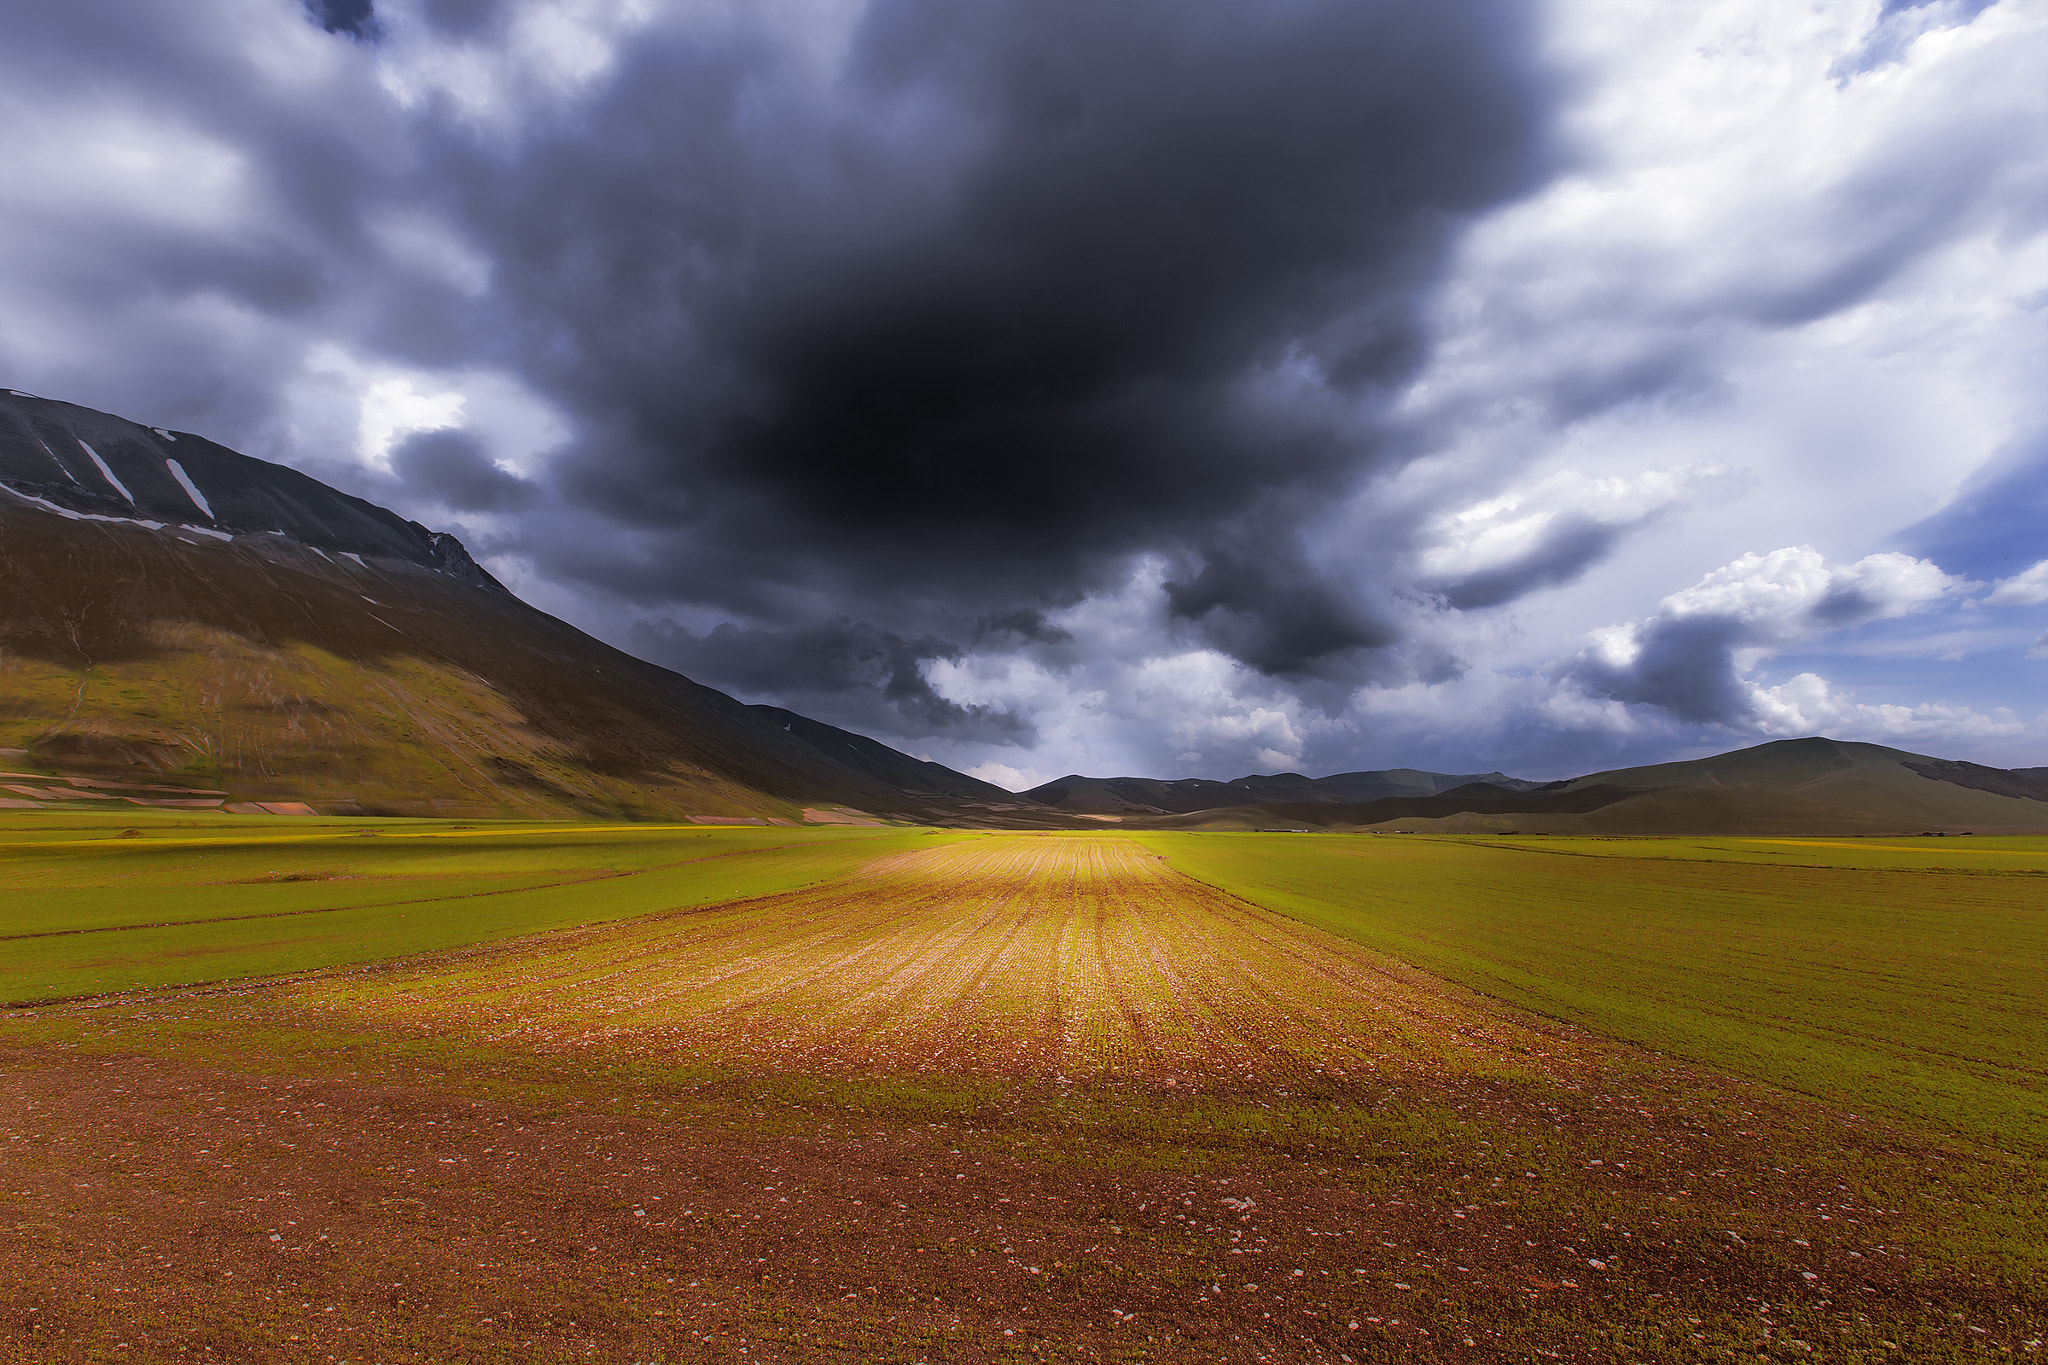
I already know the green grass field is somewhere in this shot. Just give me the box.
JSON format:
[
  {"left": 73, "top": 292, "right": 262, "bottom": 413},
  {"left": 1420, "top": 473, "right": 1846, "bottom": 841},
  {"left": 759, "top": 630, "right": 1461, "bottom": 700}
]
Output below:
[
  {"left": 10, "top": 814, "right": 2043, "bottom": 1155},
  {"left": 1141, "top": 831, "right": 2048, "bottom": 1153},
  {"left": 0, "top": 812, "right": 960, "bottom": 1001}
]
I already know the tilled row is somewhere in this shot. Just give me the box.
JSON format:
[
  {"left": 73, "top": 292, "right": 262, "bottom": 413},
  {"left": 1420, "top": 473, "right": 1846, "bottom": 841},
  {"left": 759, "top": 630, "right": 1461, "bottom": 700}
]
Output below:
[{"left": 294, "top": 835, "right": 1584, "bottom": 1090}]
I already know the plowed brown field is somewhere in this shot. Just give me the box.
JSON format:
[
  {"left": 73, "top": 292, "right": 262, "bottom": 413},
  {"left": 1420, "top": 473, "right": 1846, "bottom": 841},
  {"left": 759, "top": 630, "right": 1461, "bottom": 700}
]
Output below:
[{"left": 298, "top": 835, "right": 1568, "bottom": 1090}]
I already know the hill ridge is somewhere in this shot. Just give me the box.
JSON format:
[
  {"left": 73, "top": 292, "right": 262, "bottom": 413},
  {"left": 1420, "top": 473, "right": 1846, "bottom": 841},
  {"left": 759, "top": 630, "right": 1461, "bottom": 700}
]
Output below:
[
  {"left": 5, "top": 392, "right": 2044, "bottom": 833},
  {"left": 1024, "top": 767, "right": 1544, "bottom": 816},
  {"left": 1131, "top": 737, "right": 2048, "bottom": 834}
]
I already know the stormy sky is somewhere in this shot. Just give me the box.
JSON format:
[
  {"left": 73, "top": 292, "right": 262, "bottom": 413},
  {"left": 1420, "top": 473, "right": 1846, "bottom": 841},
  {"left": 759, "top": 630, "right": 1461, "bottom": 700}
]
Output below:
[{"left": 3, "top": 0, "right": 2046, "bottom": 783}]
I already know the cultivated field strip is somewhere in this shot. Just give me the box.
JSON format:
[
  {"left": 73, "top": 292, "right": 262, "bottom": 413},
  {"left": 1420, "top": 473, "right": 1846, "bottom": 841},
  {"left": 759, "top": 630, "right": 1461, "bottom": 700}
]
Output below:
[{"left": 300, "top": 834, "right": 1570, "bottom": 1087}]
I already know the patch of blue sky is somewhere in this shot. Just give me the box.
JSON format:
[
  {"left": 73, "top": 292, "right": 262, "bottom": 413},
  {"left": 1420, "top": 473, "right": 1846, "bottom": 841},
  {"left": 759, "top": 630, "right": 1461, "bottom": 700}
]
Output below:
[
  {"left": 1895, "top": 438, "right": 2048, "bottom": 582},
  {"left": 1763, "top": 610, "right": 2046, "bottom": 715}
]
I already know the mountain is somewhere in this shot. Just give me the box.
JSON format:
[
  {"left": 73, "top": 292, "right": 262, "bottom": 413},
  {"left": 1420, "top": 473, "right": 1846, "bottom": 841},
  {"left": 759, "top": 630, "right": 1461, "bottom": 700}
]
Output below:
[
  {"left": 1548, "top": 737, "right": 2048, "bottom": 833},
  {"left": 1023, "top": 768, "right": 1543, "bottom": 816},
  {"left": 6, "top": 392, "right": 2043, "bottom": 835},
  {"left": 0, "top": 390, "right": 1038, "bottom": 823},
  {"left": 1144, "top": 738, "right": 2048, "bottom": 834}
]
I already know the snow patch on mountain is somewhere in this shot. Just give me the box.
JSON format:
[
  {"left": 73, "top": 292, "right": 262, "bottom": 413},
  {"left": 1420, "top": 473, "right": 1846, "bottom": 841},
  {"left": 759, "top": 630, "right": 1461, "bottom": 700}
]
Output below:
[
  {"left": 1, "top": 480, "right": 164, "bottom": 531},
  {"left": 78, "top": 441, "right": 136, "bottom": 505},
  {"left": 165, "top": 459, "right": 214, "bottom": 518}
]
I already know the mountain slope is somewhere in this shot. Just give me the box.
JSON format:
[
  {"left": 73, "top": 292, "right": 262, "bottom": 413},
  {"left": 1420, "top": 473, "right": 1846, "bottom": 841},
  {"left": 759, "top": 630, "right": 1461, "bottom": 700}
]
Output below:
[
  {"left": 1561, "top": 737, "right": 2048, "bottom": 831},
  {"left": 746, "top": 705, "right": 1045, "bottom": 818},
  {"left": 0, "top": 391, "right": 1027, "bottom": 822}
]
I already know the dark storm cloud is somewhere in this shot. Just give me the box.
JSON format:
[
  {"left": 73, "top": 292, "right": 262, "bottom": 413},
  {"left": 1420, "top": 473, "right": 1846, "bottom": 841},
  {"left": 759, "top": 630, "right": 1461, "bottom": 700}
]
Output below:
[
  {"left": 413, "top": 0, "right": 494, "bottom": 35},
  {"left": 424, "top": 0, "right": 1556, "bottom": 692},
  {"left": 0, "top": 0, "right": 1559, "bottom": 745},
  {"left": 632, "top": 617, "right": 1033, "bottom": 745},
  {"left": 1161, "top": 510, "right": 1397, "bottom": 677},
  {"left": 305, "top": 0, "right": 381, "bottom": 40},
  {"left": 389, "top": 429, "right": 536, "bottom": 512},
  {"left": 973, "top": 611, "right": 1073, "bottom": 649},
  {"left": 1569, "top": 615, "right": 1758, "bottom": 725}
]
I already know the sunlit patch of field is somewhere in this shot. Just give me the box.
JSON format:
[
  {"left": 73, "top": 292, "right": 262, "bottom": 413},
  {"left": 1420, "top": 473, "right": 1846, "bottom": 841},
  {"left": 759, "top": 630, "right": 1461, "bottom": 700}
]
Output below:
[
  {"left": 295, "top": 835, "right": 1581, "bottom": 1091},
  {"left": 1146, "top": 831, "right": 2048, "bottom": 1153}
]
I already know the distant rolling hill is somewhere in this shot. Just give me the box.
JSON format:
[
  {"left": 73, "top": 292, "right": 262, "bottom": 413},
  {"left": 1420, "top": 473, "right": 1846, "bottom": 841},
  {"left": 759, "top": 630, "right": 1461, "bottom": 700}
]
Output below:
[
  {"left": 1024, "top": 768, "right": 1544, "bottom": 817},
  {"left": 0, "top": 390, "right": 1040, "bottom": 824},
  {"left": 1548, "top": 737, "right": 2048, "bottom": 834},
  {"left": 1142, "top": 738, "right": 2048, "bottom": 835}
]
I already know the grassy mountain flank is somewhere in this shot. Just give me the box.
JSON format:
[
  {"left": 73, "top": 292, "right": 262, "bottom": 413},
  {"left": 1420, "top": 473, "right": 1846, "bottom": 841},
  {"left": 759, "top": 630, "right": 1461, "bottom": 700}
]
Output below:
[
  {"left": 1558, "top": 737, "right": 2048, "bottom": 831},
  {"left": 0, "top": 391, "right": 1032, "bottom": 823}
]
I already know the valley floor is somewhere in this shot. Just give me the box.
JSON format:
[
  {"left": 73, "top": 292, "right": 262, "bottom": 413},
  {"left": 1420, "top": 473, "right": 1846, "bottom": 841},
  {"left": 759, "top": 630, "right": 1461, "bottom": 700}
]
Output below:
[{"left": 1, "top": 829, "right": 2043, "bottom": 1362}]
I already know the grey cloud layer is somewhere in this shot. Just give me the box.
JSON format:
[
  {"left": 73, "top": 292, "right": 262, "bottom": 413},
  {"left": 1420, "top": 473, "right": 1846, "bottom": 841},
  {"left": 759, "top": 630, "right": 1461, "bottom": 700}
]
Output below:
[
  {"left": 2, "top": 0, "right": 2040, "bottom": 773},
  {"left": 389, "top": 428, "right": 537, "bottom": 512},
  {"left": 633, "top": 616, "right": 1033, "bottom": 745}
]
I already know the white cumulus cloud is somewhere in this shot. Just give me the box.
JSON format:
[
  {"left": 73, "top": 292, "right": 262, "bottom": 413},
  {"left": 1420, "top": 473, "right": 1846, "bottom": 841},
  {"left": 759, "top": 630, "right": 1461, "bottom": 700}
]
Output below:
[
  {"left": 1988, "top": 559, "right": 2048, "bottom": 606},
  {"left": 1568, "top": 546, "right": 1961, "bottom": 724}
]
